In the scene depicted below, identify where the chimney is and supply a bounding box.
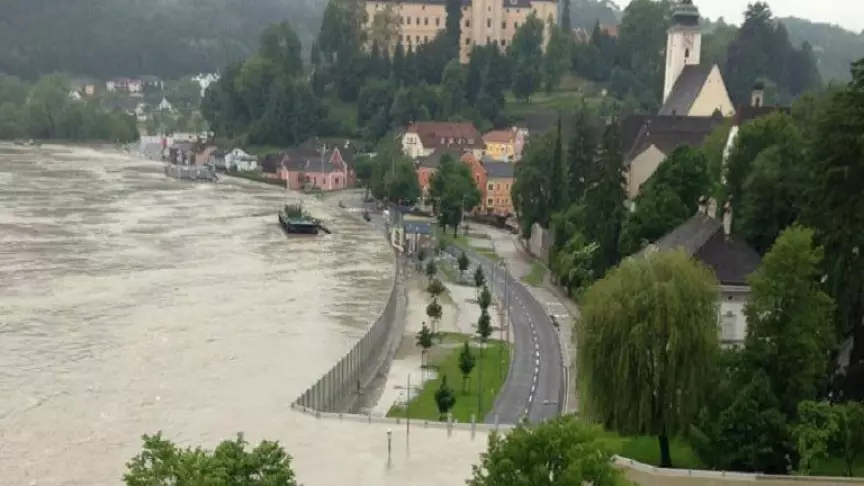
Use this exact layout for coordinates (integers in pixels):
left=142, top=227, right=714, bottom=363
left=697, top=196, right=708, bottom=215
left=722, top=200, right=733, bottom=237
left=751, top=81, right=765, bottom=108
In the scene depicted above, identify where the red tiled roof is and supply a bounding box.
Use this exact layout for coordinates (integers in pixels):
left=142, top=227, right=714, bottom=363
left=407, top=122, right=484, bottom=150
left=483, top=130, right=513, bottom=144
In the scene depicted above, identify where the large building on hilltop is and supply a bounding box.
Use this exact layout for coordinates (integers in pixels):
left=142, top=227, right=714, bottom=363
left=364, top=0, right=558, bottom=62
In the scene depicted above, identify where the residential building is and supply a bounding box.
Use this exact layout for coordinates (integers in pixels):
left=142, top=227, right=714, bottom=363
left=158, top=97, right=174, bottom=112
left=262, top=148, right=350, bottom=192
left=139, top=76, right=165, bottom=90
left=482, top=159, right=515, bottom=215
left=365, top=0, right=557, bottom=62
left=720, top=82, right=790, bottom=172
left=224, top=148, right=258, bottom=172
left=67, top=90, right=82, bottom=101
left=106, top=78, right=143, bottom=93
left=482, top=127, right=528, bottom=162
left=193, top=73, right=220, bottom=97
left=659, top=0, right=734, bottom=117
left=401, top=121, right=484, bottom=159
left=639, top=203, right=761, bottom=346
left=621, top=114, right=723, bottom=199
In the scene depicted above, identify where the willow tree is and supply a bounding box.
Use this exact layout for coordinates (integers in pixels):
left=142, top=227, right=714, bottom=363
left=578, top=250, right=720, bottom=468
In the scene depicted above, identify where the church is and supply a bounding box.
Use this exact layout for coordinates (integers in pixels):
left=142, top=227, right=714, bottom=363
left=623, top=0, right=737, bottom=199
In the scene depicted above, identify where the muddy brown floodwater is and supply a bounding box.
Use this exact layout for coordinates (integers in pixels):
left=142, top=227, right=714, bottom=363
left=0, top=145, right=489, bottom=485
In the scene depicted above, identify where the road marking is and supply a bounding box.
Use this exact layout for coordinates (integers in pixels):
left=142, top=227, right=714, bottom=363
left=531, top=384, right=536, bottom=393
left=535, top=358, right=540, bottom=366
left=534, top=342, right=539, bottom=350
left=528, top=394, right=534, bottom=403
left=534, top=366, right=539, bottom=374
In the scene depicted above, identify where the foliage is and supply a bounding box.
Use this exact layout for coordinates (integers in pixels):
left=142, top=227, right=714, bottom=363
left=476, top=309, right=493, bottom=343
left=458, top=341, right=477, bottom=394
left=124, top=432, right=297, bottom=486
left=742, top=225, right=835, bottom=417
left=427, top=278, right=446, bottom=299
left=468, top=416, right=630, bottom=486
left=0, top=74, right=138, bottom=142
left=457, top=251, right=471, bottom=277
left=434, top=375, right=457, bottom=419
left=478, top=286, right=492, bottom=311
left=426, top=298, right=443, bottom=324
left=553, top=231, right=599, bottom=297
left=428, top=153, right=482, bottom=233
left=578, top=251, right=720, bottom=468
left=795, top=400, right=864, bottom=476
left=416, top=322, right=435, bottom=367
left=619, top=146, right=710, bottom=256
left=473, top=265, right=486, bottom=290
left=508, top=13, right=545, bottom=101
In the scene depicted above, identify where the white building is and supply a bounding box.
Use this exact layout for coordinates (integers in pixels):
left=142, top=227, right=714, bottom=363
left=193, top=73, right=220, bottom=97
left=639, top=204, right=761, bottom=346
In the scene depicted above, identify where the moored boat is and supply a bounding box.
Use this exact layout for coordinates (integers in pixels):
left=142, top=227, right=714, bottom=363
left=278, top=204, right=330, bottom=235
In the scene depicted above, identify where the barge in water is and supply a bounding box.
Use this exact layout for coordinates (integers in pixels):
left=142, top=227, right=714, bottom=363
left=278, top=204, right=331, bottom=235
left=164, top=163, right=219, bottom=182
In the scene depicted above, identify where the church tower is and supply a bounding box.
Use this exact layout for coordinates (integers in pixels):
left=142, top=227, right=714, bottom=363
left=663, top=0, right=702, bottom=104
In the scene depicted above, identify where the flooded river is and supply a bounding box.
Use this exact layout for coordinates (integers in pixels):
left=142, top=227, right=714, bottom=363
left=0, top=145, right=489, bottom=485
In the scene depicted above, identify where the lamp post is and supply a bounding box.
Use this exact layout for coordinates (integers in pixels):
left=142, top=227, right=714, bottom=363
left=386, top=428, right=393, bottom=467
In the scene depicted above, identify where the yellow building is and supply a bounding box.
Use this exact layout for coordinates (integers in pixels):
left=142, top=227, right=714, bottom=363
left=364, top=0, right=558, bottom=62
left=482, top=127, right=528, bottom=161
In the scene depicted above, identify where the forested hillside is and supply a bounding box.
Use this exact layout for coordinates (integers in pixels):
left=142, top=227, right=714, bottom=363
left=780, top=17, right=864, bottom=82
left=0, top=0, right=322, bottom=79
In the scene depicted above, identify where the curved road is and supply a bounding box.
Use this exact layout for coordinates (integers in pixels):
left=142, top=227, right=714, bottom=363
left=443, top=245, right=563, bottom=424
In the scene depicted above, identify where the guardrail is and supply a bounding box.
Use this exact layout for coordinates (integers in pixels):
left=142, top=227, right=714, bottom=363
left=290, top=237, right=406, bottom=413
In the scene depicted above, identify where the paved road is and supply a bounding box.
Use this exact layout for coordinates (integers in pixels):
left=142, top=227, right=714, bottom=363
left=442, top=245, right=563, bottom=424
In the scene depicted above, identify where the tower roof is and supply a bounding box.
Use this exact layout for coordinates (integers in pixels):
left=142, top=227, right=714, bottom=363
left=672, top=0, right=700, bottom=27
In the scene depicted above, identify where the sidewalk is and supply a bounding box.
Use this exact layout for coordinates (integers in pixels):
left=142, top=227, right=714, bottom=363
left=467, top=226, right=580, bottom=415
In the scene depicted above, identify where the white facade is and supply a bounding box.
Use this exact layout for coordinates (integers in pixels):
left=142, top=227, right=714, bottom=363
left=401, top=132, right=429, bottom=158
left=663, top=24, right=702, bottom=104
left=718, top=285, right=750, bottom=345
left=225, top=148, right=257, bottom=172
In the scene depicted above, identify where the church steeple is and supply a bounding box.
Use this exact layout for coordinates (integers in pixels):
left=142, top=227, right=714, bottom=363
left=663, top=0, right=702, bottom=103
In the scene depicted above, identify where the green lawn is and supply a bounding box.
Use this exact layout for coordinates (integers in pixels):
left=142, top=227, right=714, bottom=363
left=619, top=435, right=705, bottom=470
left=522, top=262, right=547, bottom=286
left=437, top=228, right=502, bottom=262
left=387, top=335, right=510, bottom=423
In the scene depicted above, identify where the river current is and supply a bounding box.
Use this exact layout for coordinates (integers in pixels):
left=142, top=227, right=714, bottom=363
left=0, top=145, right=488, bottom=485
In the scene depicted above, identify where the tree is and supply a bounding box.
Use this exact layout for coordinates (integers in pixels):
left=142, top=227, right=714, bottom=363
left=434, top=375, right=457, bottom=419
left=26, top=74, right=70, bottom=139
left=468, top=416, right=630, bottom=486
left=553, top=231, right=599, bottom=297
left=476, top=309, right=493, bottom=343
left=618, top=146, right=710, bottom=256
left=508, top=13, right=545, bottom=101
left=795, top=400, right=864, bottom=477
left=429, top=153, right=482, bottom=233
left=473, top=265, right=486, bottom=298
left=543, top=22, right=571, bottom=93
left=741, top=225, right=835, bottom=417
left=444, top=0, right=463, bottom=58
left=457, top=251, right=471, bottom=279
left=565, top=109, right=596, bottom=204
left=478, top=285, right=492, bottom=311
left=416, top=322, right=435, bottom=368
left=258, top=22, right=304, bottom=78
left=802, top=61, right=864, bottom=398
left=580, top=122, right=627, bottom=277
left=425, top=259, right=438, bottom=281
left=458, top=341, right=477, bottom=394
left=578, top=251, right=720, bottom=468
left=427, top=278, right=446, bottom=299
left=124, top=432, right=298, bottom=486
left=426, top=298, right=443, bottom=330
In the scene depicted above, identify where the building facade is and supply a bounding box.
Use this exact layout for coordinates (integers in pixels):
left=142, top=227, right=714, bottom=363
left=365, top=0, right=557, bottom=62
left=483, top=160, right=515, bottom=215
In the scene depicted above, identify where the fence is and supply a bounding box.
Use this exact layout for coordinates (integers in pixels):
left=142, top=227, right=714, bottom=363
left=290, top=241, right=406, bottom=413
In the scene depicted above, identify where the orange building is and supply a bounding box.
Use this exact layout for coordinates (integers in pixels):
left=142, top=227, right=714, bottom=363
left=481, top=159, right=515, bottom=215
left=415, top=148, right=487, bottom=213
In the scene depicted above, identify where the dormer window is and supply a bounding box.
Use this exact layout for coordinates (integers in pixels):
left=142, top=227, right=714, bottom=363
left=685, top=48, right=690, bottom=58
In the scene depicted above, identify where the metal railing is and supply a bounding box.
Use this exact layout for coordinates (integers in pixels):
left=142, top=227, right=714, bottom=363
left=290, top=246, right=406, bottom=413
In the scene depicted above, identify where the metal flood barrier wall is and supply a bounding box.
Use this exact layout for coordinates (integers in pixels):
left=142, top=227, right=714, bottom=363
left=291, top=254, right=402, bottom=413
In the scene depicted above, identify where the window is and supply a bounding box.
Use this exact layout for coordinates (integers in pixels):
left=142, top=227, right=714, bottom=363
left=487, top=198, right=494, bottom=205
left=436, top=17, right=440, bottom=26
left=488, top=183, right=494, bottom=190
left=424, top=35, right=428, bottom=42
left=416, top=17, right=420, bottom=25
left=465, top=37, right=471, bottom=45
left=406, top=17, right=411, bottom=24
left=502, top=21, right=507, bottom=29
left=685, top=48, right=690, bottom=58
left=424, top=17, right=428, bottom=25
left=501, top=39, right=507, bottom=47
left=514, top=21, right=519, bottom=29
left=416, top=35, right=420, bottom=42
left=466, top=19, right=471, bottom=27
left=487, top=18, right=491, bottom=28
left=487, top=36, right=491, bottom=43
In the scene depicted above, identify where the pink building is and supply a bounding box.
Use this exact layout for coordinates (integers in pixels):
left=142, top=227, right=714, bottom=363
left=261, top=148, right=350, bottom=192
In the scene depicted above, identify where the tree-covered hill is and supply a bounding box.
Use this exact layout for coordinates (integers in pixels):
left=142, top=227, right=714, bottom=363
left=0, top=0, right=323, bottom=79
left=780, top=17, right=864, bottom=82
